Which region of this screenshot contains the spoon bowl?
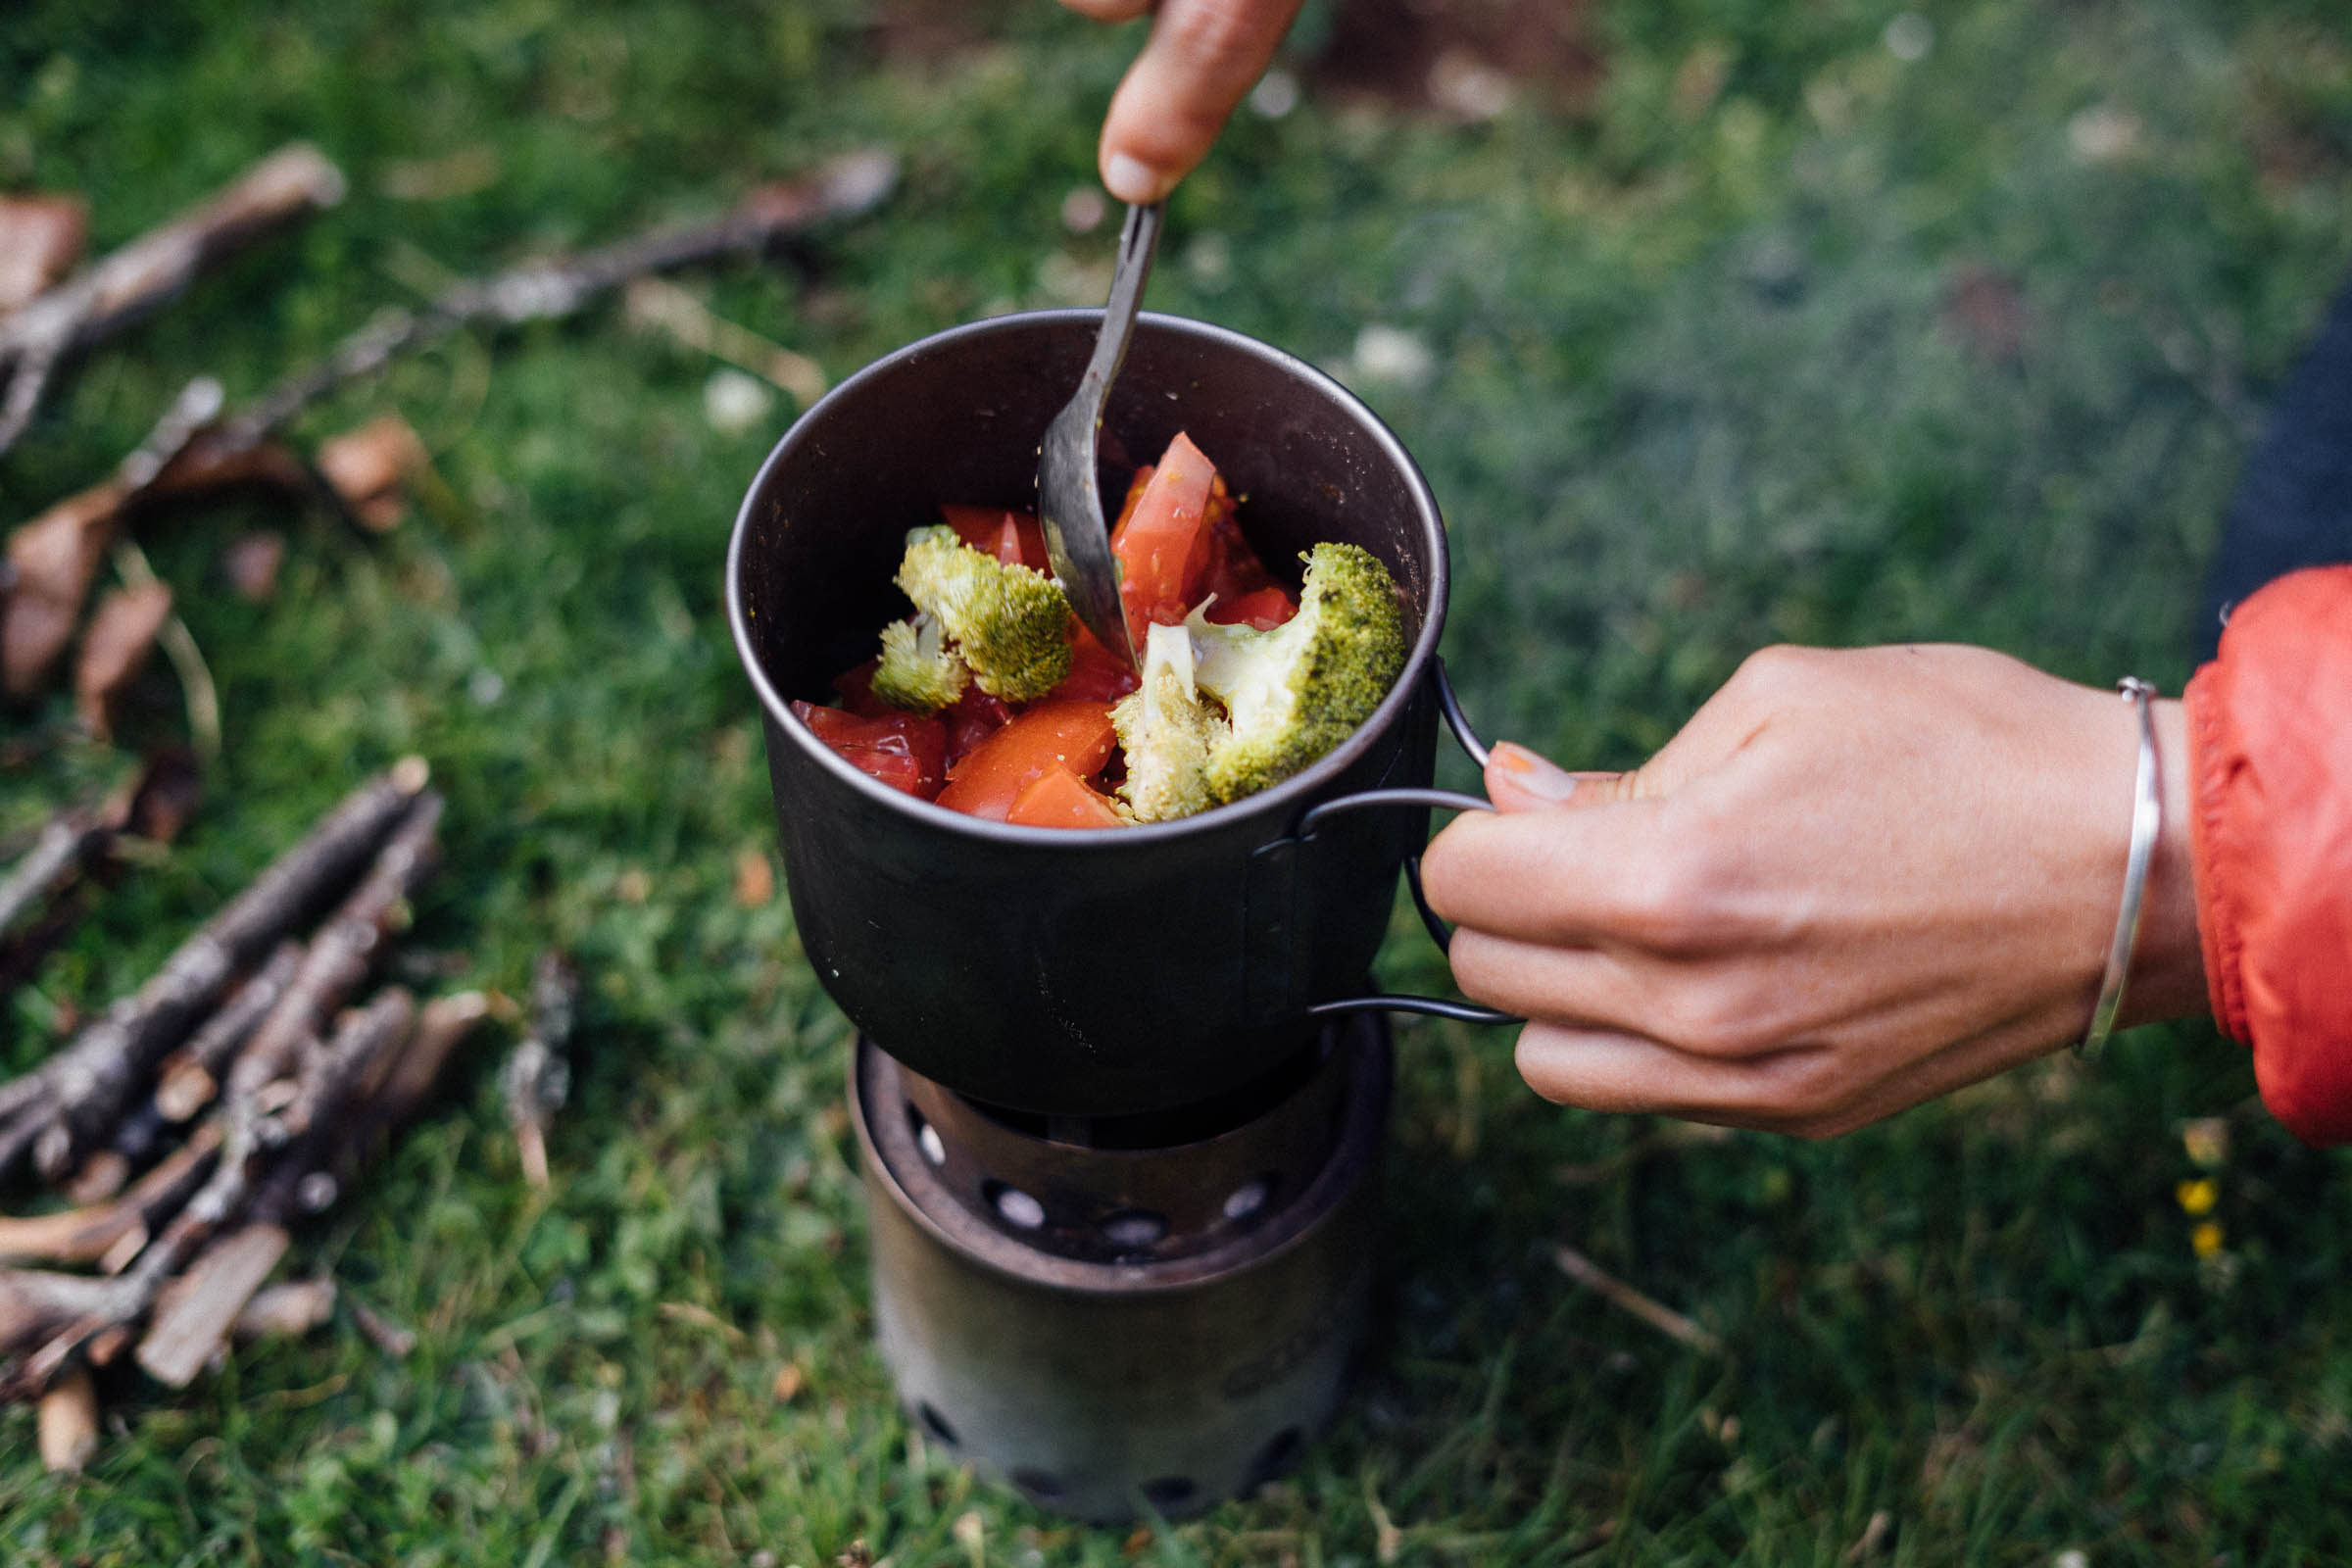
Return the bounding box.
[1035,201,1162,670]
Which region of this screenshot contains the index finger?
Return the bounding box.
[1422,795,1690,951]
[1093,0,1306,202]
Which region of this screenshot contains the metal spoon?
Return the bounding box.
[1037,201,1162,671]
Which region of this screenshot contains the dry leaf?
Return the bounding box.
[74,581,172,740]
[733,849,774,908]
[772,1361,805,1402]
[4,478,126,696]
[0,194,89,311]
[316,413,427,531]
[222,530,286,603]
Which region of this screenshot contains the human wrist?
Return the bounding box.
[2115,696,2206,1028]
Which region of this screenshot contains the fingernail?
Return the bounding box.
[1491,741,1577,802]
[1103,154,1167,205]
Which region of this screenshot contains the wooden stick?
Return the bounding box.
[502,954,576,1190]
[147,940,306,1131]
[35,1365,98,1473]
[0,760,427,1184]
[0,149,892,700]
[0,144,345,460]
[230,1278,334,1343]
[224,792,440,1102]
[3,990,413,1396]
[1551,1245,1724,1357]
[0,1120,221,1266]
[138,990,416,1387]
[190,149,895,466]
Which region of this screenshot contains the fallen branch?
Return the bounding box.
[1551,1244,1724,1357]
[0,760,428,1184]
[0,144,345,460]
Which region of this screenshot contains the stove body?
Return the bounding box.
[853,1020,1390,1521]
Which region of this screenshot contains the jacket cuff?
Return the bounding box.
[2184,564,2352,1146]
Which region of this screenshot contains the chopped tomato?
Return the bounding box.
[942,685,1013,765]
[934,699,1117,821]
[791,700,947,799]
[1112,466,1154,532]
[1053,624,1142,703]
[830,657,896,716]
[1005,767,1126,829]
[1204,584,1298,629]
[939,504,1049,571]
[1111,433,1219,639]
[1200,489,1287,610]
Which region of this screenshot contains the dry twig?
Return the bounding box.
[0,144,345,460]
[502,953,576,1189]
[1551,1244,1724,1357]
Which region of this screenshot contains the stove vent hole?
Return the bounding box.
[906,1103,947,1167]
[1100,1209,1167,1250]
[916,1401,959,1446]
[982,1178,1046,1231]
[1221,1175,1277,1224]
[1009,1466,1065,1501]
[1139,1475,1198,1512]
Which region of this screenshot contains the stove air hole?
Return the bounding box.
[1221,1175,1276,1224]
[905,1103,947,1167]
[1139,1475,1198,1512]
[1009,1466,1065,1501]
[1100,1209,1167,1249]
[982,1178,1046,1231]
[916,1400,959,1447]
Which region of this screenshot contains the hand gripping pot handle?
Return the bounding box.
[1288,658,1521,1027]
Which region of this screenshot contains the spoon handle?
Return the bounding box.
[1076,202,1162,404]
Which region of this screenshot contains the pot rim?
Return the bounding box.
[724,307,1451,846]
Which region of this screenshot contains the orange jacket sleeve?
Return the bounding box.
[2184,564,2352,1146]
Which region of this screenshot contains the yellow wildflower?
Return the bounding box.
[2191,1221,2225,1258]
[2176,1177,2219,1216]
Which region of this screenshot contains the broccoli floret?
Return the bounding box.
[894,525,1073,702]
[1189,541,1406,806]
[1110,620,1223,823]
[870,612,969,711]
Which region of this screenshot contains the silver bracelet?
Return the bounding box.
[2078,676,2162,1061]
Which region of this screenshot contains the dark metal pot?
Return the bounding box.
[727,310,1467,1116]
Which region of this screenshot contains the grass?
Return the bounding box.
[2,0,2350,1561]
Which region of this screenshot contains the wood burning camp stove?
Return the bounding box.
[727,312,1505,1522]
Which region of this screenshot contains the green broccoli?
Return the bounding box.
[890,525,1073,703]
[1190,541,1407,807]
[1110,620,1223,823]
[870,612,969,710]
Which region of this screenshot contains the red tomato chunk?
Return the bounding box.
[790,701,947,800]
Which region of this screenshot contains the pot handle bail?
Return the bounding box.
[1296,657,1522,1027]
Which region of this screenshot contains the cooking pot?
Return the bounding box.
[727,310,1502,1117]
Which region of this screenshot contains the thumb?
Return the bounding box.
[1483,741,1638,813]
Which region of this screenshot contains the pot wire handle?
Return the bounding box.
[1297,659,1521,1026]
